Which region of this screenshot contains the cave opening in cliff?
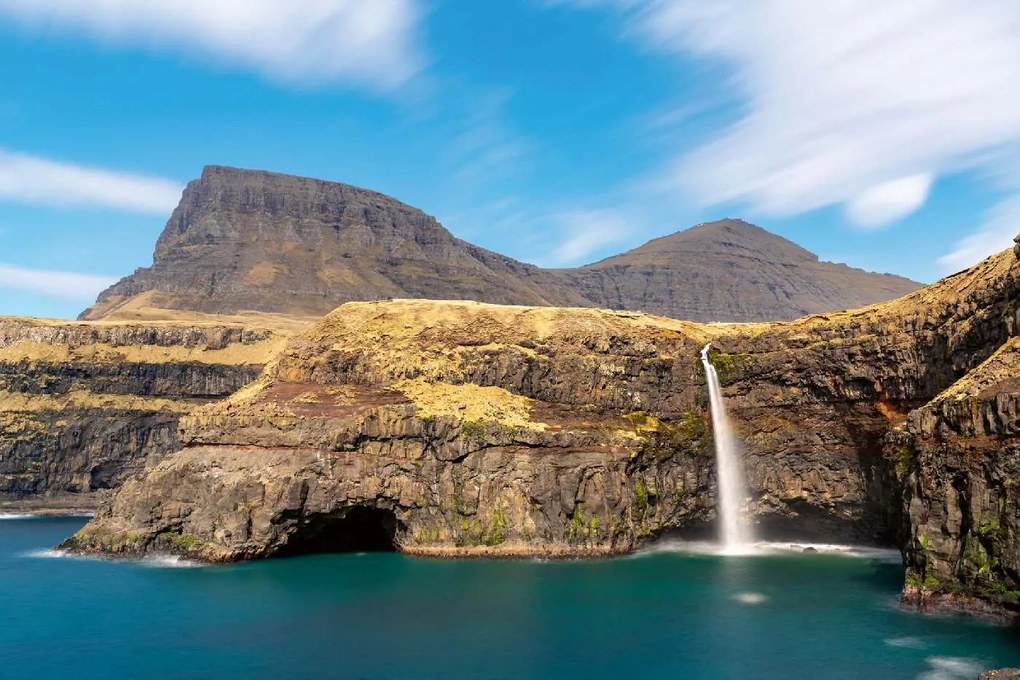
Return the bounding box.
[279,506,401,556]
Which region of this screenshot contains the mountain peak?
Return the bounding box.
[590,218,818,269]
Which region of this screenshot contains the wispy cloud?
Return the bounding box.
[844,174,934,230]
[443,90,534,187]
[544,209,635,266]
[0,149,183,214]
[0,0,425,90]
[0,263,116,300]
[939,195,1020,273]
[561,0,1020,267]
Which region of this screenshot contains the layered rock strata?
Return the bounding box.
[0,316,295,511]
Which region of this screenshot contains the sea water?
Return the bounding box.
[1,517,1018,679]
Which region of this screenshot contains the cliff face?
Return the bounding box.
[66,303,720,558]
[0,316,295,511]
[892,337,1020,618]
[81,166,589,320]
[63,242,1020,622]
[81,166,918,323]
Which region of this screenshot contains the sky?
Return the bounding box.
[2,0,1020,319]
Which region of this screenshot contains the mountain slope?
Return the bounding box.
[555,219,920,322]
[81,166,920,322]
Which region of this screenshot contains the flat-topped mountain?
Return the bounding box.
[81,166,920,322]
[81,166,588,320]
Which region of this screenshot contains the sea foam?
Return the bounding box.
[916,656,985,680]
[640,539,901,563]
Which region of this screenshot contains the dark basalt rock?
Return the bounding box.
[0,318,287,511]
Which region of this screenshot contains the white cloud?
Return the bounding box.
[546,210,634,265]
[0,149,183,214]
[445,91,533,186]
[938,196,1020,272]
[563,0,1020,261]
[0,0,423,90]
[845,174,934,229]
[0,263,116,300]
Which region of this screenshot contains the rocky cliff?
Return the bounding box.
[0,315,297,511]
[64,240,1020,621]
[81,166,919,323]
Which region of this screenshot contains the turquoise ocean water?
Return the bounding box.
[1,517,1018,679]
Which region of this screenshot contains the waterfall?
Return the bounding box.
[700,343,753,553]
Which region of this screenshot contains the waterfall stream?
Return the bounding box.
[700,343,753,553]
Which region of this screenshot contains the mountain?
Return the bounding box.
[81,166,588,320]
[558,219,921,322]
[80,166,920,322]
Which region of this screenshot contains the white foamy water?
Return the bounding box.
[641,539,902,563]
[0,512,93,520]
[24,548,68,559]
[916,656,986,680]
[885,637,928,650]
[140,555,201,569]
[23,548,200,568]
[700,343,753,553]
[733,592,769,605]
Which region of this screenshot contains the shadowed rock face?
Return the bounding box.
[63,241,1020,622]
[81,166,919,323]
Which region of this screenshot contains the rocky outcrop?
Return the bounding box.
[63,242,1020,623]
[65,303,721,558]
[81,166,919,323]
[714,244,1020,551]
[0,316,294,511]
[891,339,1020,619]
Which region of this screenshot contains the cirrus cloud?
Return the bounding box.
[0,149,183,214]
[562,0,1020,267]
[0,263,116,301]
[0,0,425,90]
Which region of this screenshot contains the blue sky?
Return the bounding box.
[2,0,1020,319]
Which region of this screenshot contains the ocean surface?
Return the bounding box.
[1,517,1018,679]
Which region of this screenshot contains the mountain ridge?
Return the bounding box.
[81,165,920,322]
